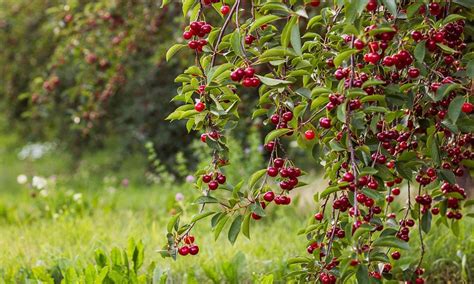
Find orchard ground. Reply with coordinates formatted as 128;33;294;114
0;129;472;283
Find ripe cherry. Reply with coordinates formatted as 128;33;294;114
411;31;423;41
183;31;193;40
220;5;230;15
408;68;420;78
274;158;284;168
263;191;275;202
354;39;365;50
242;67;255;79
391;251;401;260
202;174;212;183
184;235;195;244
189;245;199;255
208;181;219;190
188;40;199;49
200;133;207;142
195;102;205;112
342;172;354;182
267;167;278;177
314;212;324;221
216;174;226;184
309;0;320;7
429;2;441;16
305;130;316;140
319;117;331;129
178;246;190;256
366;0;377;12
244;35;256;45
282;111;293;122
461;102;473;113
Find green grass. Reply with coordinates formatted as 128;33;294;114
0;133;473;283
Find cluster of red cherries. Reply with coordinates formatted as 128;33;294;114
202;172;226;190
177;235;199;256
266;157;302;191
230;66;260;87
182;21;212;51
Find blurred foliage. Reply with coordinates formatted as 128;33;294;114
0;0;201;171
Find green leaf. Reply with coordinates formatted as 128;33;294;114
256;75;292;86
421;212;432;233
259;47;297;59
242;213;251;239
230;31;244;58
166;44;186;61
467;60;474;79
334;49;359;67
228;215;243;244
194;195;219;204
372;236;410;250
290;21;302;56
448;96;464;123
442;14;466;25
453;0;474;8
320;186;343;199
435;83;462;102
167;213;181;233
436;43;458;54
429;134;441;166
439;169;456;184
281;16;297;48
250;15;281;32
356;264;369;284
264;128;292;144
382;0;397;16
182;0;195;16
190;211;215;223
336;103;346;123
249;169;267;189
214;215;230;240
207;63;233;83
361;79;385;88
407;3;423;18
414;41;426;62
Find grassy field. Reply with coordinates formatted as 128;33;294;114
0;131;473;283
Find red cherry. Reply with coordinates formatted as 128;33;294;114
274;158;284;168
282;111;293;122
244;67;255;78
188;40;199;49
178;246;190;256
411;31;423;41
392;187;400;196
391;251;401;260
183;31;193;40
314;212;324;221
189;245;199;255
263;191;275;202
220;5;230;15
184;235;195;244
354;39;365;50
267;167;278;177
309;0;320;6
202;174;212;183
319;117;331;129
189;21;201;32
200;133;207;142
342;172;355;182
429;2;441;16
251;212;262;220
201;24;212;34
216;174;226;184
195;102;205;112
408;68;420;78
305;130;315;140
461;102;473;113
366;0;377;12
244;35;256;45
208;181;218;190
